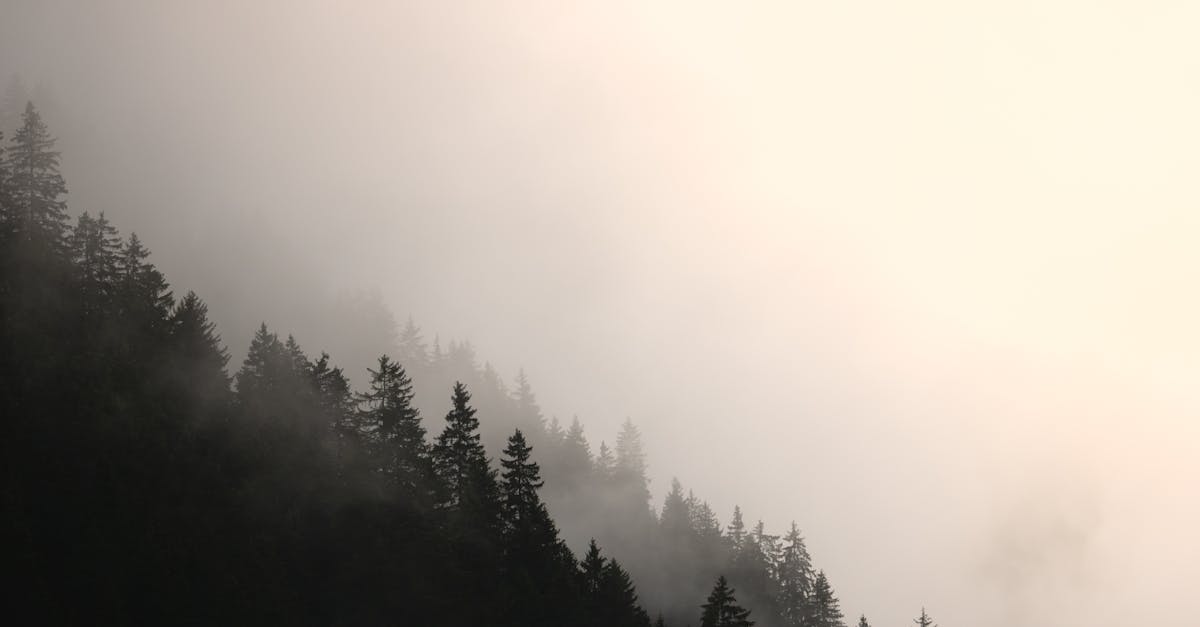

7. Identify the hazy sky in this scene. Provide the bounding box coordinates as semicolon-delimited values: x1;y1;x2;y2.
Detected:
4;1;1200;624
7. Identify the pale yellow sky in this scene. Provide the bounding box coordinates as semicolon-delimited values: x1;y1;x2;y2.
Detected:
3;1;1199;624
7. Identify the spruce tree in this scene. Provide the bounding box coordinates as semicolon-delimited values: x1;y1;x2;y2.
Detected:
167;291;231;403
359;355;430;496
660;478;692;536
5;102;68;250
777;522;815;627
810;571;845;627
69;211;121;317
595;440;615;482
913;608;936;627
432;382;501;531
727;506;747;554
116;233;174;336
700;575;754;627
857;615;871;627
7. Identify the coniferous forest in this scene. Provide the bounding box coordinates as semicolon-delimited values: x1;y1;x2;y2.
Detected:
1;102;942;626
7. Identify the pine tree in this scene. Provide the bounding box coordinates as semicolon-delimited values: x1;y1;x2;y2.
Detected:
700;575;754;627
614;418;652;516
116;233;174;339
432;382;500;530
359;355;430;495
661;478;692;536
913;608;936;627
167;291;230;403
236;323;286;400
599;558;652;627
857;616;871;627
397;315;427;367
500;429;547;528
68;211;121;316
595;440;615;482
777;522;815;627
580;538;606;597
508;368;545;445
5;102;68;252
562;415;592;479
810;571;845;627
727;506;747;554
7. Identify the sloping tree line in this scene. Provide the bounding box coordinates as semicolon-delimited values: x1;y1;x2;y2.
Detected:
0;101;940;627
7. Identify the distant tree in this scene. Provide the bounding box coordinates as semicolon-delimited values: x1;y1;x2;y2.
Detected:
167;291;231;402
432;382;500;530
397;315;427;367
4;102;68;252
810;571;845;627
727;506;747;554
599;558;652;627
236;323;286;400
68;211;121;316
857;615;871;627
359;355;430;496
777;522;815;627
561;415;593;482
116;232;174;340
660;478;692;536
595;440;616;482
700;575;754;627
499;428;576;626
689;493;722;540
913;608;936;627
512;368;545;437
614;418;652;516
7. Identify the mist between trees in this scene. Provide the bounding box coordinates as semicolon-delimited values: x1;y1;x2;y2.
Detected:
1;101;940;626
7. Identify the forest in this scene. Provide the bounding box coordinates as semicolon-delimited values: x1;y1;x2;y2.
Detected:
0;101;938;626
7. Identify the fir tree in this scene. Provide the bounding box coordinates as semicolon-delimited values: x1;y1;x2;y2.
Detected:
432;382;501;531
4;102;68;252
700;575;754;627
595;440;616;482
727;506;747;554
115;232;174;341
913;608;936;627
360;355;430;495
167;291;231;402
661;478;692;536
68;211;121;316
778;522;815;627
810;571;845;627
857;616;871;627
397;315;427;367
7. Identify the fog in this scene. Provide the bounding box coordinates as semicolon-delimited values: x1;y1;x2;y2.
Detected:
5;0;1200;624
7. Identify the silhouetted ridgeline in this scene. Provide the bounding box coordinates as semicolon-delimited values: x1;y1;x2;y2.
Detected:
1;102;936;626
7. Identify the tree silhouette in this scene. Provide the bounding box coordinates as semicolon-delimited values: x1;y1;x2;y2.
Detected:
700;575;754;627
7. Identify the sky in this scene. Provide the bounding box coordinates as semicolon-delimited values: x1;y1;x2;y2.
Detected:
4;1;1200;624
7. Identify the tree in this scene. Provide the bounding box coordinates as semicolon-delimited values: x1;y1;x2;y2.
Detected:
500;429;547;529
727;506;747;554
5;102;68;252
660;478;691;536
595;441;615;482
857;616;871;627
68;212;121;316
914;608;936;627
167;291;231;403
397;315;427;367
700;575;754;627
432;382;500;531
810;571;845;627
359;355;430;496
599;559;652;627
116;233;173;329
777;522;815;627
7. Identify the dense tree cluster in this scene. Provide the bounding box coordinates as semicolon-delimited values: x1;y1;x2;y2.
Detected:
1;102;940;626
